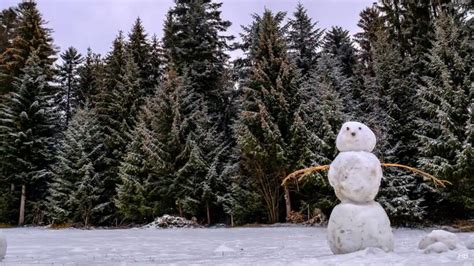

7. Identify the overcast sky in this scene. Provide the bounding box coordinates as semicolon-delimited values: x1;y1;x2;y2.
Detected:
1;0;376;58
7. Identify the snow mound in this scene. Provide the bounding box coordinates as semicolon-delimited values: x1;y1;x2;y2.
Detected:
143;215;202;229
418;230;463;252
465;236;474;250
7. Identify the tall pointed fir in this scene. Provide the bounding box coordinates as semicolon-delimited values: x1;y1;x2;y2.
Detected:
365;28;429;225
291;54;346;215
77;48;103;106
47;107;106;226
322;26;363;118
94;32;141;223
287;3;324;77
0;1;56;96
237;9;306;223
127;18;162;98
416;11;473;219
354;5;383;77
0;7;17;60
163;0;233;124
56;47;83;128
0;52;59;225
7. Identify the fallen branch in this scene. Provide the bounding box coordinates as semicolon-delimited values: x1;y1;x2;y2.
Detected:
281;163;451;188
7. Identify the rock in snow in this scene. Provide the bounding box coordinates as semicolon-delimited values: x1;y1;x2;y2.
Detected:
327;122;394;254
327;201;394;254
0;232;6;260
143;215;202;229
418;230;461;251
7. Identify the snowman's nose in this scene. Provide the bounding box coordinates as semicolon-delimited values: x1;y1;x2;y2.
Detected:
351;132;356;137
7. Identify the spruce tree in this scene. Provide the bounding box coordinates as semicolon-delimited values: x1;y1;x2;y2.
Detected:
163;0;233;122
0;1;56;94
416;12;473;219
94;32;141;223
354;5;383;76
236;9;303;223
0;52;59;225
0;7;17;59
77;48;103;106
47;107;105;225
287;3;324;76
56;47;83;127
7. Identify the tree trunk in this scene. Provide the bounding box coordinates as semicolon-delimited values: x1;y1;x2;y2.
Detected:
206;202;211;225
230;213;234;227
284;185;292;221
19;184;26;226
178;203;183;217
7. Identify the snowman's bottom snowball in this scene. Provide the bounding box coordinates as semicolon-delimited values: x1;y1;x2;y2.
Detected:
0;234;6;260
327;201;394;254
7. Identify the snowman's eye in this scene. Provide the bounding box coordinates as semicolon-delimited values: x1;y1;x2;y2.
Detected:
346;127;350;131
358;127;361;130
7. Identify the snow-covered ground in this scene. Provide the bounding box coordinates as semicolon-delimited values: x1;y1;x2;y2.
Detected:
1;226;473;265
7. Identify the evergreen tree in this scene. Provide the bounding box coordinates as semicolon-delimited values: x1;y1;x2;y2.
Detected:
365;28;429;224
322;26;357;77
0;52;59;225
0;7;17;58
94;32;141;223
77;48;103;106
287;3;324;76
237;9;303;223
47;107;105;225
322;26;363;118
0;1;56;95
163;0;233;122
127;18;161;97
416;12;473;219
354;5;383;76
56;47;83;127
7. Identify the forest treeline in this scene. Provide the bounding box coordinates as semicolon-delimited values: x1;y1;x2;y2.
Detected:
0;0;472;227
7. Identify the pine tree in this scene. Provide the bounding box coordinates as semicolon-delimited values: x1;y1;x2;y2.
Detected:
0;52;59;225
287;3;324;76
47;107;105;225
77;48;103;106
237;9;303;223
0;7;17;59
163;0;233;123
354;5;383;76
94;32;141;223
322;26;357;77
365;28;429;225
56;47;83;127
127;18;160;97
0;1;56;95
416;11;473;219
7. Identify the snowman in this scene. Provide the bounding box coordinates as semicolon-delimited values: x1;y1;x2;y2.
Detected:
327;121;394;254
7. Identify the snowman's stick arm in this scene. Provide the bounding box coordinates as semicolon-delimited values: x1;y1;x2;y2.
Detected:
380;163;452;187
281;163;451;188
281;165;330;187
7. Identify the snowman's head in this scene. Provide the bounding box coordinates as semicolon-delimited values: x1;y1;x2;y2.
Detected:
336;121;376;152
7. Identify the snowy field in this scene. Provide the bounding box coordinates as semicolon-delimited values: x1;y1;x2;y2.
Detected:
1;226;473;265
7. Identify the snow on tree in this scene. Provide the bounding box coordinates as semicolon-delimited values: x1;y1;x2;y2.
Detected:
287;3;324;76
56;47;84;127
0;52;59;225
416;11;473;218
47;107;105;226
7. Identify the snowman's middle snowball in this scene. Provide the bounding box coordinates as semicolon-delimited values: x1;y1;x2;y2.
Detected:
328;151;382;203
